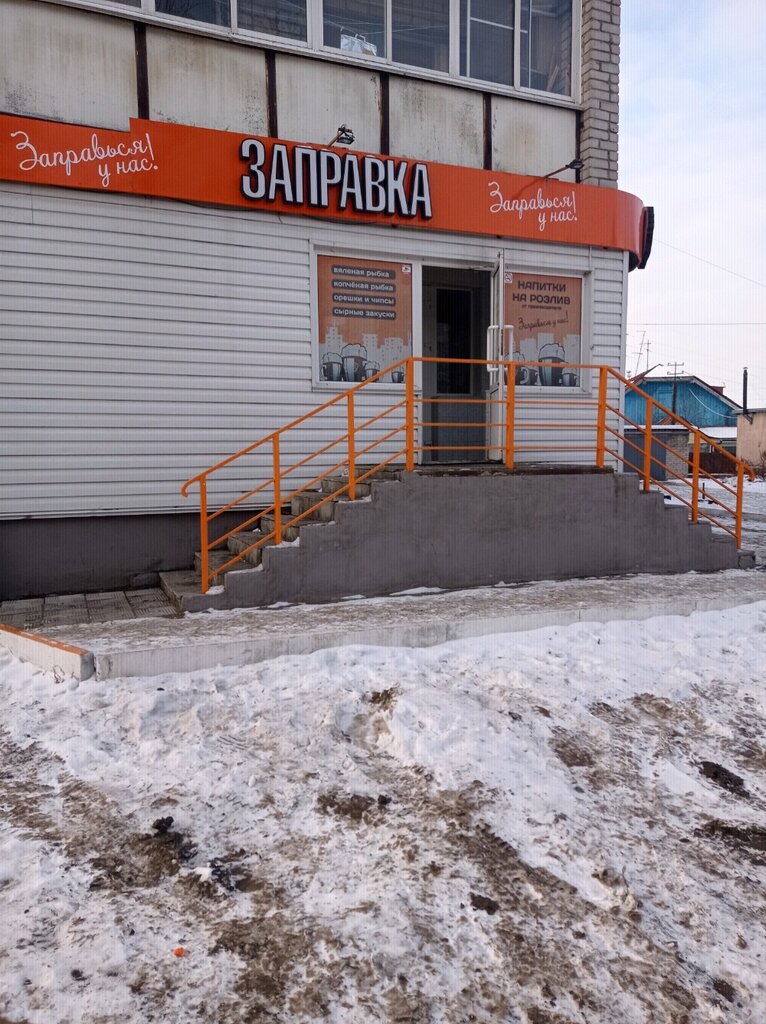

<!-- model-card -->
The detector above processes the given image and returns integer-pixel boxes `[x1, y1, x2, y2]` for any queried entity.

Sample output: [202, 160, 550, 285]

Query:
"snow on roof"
[700, 426, 738, 439]
[623, 423, 689, 431]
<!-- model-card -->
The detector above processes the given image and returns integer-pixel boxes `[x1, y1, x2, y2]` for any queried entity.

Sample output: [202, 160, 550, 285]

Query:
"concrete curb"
[0, 624, 95, 680]
[88, 591, 766, 680]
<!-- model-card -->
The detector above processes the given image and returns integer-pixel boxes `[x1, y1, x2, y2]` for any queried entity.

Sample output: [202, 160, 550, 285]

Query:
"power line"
[657, 240, 766, 290]
[686, 387, 737, 419]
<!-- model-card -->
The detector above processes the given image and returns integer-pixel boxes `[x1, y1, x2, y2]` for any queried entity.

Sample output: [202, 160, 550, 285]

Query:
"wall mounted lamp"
[327, 124, 355, 147]
[542, 158, 584, 180]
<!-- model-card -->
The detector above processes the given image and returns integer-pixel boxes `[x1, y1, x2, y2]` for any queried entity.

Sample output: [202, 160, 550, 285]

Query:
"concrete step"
[318, 466, 404, 496]
[194, 549, 243, 585]
[291, 490, 337, 522]
[159, 570, 227, 615]
[738, 550, 757, 569]
[259, 513, 303, 542]
[320, 476, 376, 497]
[227, 530, 267, 566]
[662, 503, 692, 525]
[688, 520, 713, 539]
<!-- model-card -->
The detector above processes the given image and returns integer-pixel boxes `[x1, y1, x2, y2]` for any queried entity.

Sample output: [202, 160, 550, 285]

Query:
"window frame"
[233, 0, 310, 45]
[310, 245, 423, 393]
[462, 0, 516, 86]
[48, 0, 581, 103]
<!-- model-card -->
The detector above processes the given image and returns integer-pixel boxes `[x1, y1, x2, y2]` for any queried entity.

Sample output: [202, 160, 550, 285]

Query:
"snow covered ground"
[1, 602, 765, 1023]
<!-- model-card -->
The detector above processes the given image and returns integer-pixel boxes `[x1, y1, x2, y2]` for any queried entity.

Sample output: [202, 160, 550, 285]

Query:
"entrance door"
[422, 268, 490, 462]
[486, 254, 514, 461]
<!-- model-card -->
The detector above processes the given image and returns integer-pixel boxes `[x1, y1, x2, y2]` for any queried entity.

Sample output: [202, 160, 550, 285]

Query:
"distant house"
[626, 374, 740, 430]
[623, 374, 741, 478]
[737, 410, 766, 470]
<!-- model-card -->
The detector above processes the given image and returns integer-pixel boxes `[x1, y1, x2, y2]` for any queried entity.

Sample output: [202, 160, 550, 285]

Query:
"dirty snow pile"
[1, 603, 765, 1023]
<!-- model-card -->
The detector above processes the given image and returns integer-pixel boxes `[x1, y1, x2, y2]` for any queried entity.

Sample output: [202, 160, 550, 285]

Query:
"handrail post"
[504, 362, 515, 469]
[347, 391, 356, 500]
[272, 435, 282, 544]
[405, 358, 415, 471]
[736, 462, 744, 548]
[643, 398, 653, 493]
[691, 431, 701, 523]
[199, 476, 209, 594]
[596, 366, 608, 469]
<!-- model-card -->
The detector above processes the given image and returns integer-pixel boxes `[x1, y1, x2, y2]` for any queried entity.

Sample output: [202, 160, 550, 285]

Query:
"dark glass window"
[460, 0, 514, 86]
[392, 0, 450, 72]
[324, 0, 386, 57]
[520, 0, 572, 95]
[155, 0, 230, 28]
[460, 0, 572, 93]
[238, 0, 307, 40]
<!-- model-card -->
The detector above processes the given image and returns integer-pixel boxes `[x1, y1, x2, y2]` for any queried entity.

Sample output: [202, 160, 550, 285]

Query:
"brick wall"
[580, 0, 620, 188]
[664, 429, 691, 480]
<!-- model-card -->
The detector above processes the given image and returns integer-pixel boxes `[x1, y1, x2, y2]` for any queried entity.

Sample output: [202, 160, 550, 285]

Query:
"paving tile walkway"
[0, 588, 177, 630]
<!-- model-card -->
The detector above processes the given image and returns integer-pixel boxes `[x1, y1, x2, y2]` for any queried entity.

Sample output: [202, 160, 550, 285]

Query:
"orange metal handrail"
[602, 374, 752, 538]
[181, 357, 755, 592]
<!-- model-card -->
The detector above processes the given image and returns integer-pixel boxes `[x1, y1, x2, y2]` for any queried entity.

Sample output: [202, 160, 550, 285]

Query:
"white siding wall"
[0, 181, 626, 519]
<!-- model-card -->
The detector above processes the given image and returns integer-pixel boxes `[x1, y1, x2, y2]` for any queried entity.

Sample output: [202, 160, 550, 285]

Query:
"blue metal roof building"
[625, 375, 740, 428]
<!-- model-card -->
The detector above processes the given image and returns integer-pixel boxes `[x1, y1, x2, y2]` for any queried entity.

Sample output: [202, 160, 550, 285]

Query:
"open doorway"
[421, 266, 491, 462]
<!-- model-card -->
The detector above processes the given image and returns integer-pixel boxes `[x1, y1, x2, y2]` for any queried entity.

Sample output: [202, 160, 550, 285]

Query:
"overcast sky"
[619, 0, 766, 408]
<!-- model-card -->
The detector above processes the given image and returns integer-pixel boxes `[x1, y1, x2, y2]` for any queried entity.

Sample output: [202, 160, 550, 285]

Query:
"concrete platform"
[160, 471, 753, 614]
[6, 569, 766, 681]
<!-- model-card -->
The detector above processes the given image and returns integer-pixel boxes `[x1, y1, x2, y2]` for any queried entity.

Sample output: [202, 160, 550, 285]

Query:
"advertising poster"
[317, 256, 413, 384]
[504, 273, 582, 387]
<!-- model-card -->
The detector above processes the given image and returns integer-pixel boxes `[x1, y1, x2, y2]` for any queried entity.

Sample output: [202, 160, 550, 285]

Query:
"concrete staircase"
[160, 466, 756, 614]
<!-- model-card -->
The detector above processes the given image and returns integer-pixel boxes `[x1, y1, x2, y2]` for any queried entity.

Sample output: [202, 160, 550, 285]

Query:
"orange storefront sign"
[0, 114, 648, 260]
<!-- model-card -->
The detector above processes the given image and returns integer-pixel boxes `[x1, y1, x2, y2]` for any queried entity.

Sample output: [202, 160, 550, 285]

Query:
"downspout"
[743, 367, 753, 424]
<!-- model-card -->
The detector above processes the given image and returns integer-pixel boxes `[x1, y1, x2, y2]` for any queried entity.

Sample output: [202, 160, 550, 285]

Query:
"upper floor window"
[461, 0, 514, 87]
[323, 0, 450, 72]
[155, 0, 307, 36]
[323, 0, 386, 56]
[520, 0, 572, 95]
[238, 0, 307, 40]
[95, 0, 576, 97]
[155, 0, 230, 28]
[392, 0, 450, 72]
[460, 0, 571, 94]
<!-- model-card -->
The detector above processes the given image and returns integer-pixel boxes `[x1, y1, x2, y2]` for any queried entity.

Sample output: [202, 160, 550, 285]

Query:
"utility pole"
[667, 361, 685, 415]
[632, 330, 646, 377]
